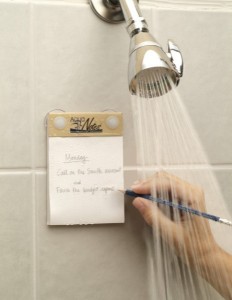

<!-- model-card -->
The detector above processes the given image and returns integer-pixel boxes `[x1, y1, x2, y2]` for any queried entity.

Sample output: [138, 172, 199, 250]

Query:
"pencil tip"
[118, 189, 125, 193]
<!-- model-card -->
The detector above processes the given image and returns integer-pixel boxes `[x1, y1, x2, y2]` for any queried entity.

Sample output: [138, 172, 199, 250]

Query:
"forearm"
[197, 247, 232, 300]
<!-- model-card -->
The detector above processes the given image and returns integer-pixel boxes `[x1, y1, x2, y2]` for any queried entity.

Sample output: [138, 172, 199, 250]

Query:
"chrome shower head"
[90, 0, 183, 98]
[129, 31, 183, 98]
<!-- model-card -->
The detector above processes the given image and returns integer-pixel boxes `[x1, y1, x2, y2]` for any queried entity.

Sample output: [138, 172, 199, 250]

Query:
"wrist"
[196, 244, 222, 272]
[196, 245, 232, 299]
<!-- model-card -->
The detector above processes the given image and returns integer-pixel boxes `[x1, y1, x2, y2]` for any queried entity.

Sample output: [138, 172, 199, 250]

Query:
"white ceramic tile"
[0, 2, 31, 168]
[0, 173, 33, 300]
[36, 171, 149, 300]
[32, 3, 152, 168]
[151, 9, 232, 164]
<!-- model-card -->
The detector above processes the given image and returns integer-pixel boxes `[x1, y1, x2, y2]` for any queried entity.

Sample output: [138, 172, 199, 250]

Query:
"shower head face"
[132, 68, 175, 98]
[129, 32, 182, 98]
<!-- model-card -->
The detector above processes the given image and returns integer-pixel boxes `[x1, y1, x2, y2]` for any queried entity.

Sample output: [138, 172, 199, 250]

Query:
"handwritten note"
[47, 136, 124, 225]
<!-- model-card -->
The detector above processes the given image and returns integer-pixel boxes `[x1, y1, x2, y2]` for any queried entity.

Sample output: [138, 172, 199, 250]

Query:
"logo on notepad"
[70, 117, 103, 133]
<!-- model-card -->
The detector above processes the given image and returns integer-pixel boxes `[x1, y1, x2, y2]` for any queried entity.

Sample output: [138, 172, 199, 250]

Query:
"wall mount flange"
[89, 0, 125, 24]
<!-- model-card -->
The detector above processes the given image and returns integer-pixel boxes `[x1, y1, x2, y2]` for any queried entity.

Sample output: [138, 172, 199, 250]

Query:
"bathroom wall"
[0, 0, 231, 299]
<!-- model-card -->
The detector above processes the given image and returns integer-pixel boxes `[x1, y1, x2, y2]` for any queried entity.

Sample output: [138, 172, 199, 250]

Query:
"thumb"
[132, 197, 154, 226]
[133, 197, 180, 246]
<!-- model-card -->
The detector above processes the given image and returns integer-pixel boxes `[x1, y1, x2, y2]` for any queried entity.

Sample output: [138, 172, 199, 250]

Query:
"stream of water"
[131, 71, 232, 299]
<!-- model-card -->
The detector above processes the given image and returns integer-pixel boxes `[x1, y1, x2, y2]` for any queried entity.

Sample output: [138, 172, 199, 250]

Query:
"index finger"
[132, 171, 204, 207]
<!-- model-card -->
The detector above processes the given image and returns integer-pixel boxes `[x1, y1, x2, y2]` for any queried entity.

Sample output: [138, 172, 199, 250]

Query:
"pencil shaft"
[125, 190, 221, 223]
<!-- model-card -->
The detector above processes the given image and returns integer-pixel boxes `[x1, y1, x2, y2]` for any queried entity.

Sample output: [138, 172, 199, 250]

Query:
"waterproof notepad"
[47, 112, 124, 225]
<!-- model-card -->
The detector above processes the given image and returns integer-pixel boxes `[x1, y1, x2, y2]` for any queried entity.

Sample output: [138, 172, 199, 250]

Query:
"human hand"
[131, 171, 219, 268]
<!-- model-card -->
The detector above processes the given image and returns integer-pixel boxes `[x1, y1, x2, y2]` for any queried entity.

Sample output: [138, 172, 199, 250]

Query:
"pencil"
[119, 189, 232, 227]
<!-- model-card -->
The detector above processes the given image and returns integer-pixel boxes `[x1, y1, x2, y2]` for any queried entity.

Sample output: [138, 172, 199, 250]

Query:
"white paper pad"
[47, 136, 124, 225]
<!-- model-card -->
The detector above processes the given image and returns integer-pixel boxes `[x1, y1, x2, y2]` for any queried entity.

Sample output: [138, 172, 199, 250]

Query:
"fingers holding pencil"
[129, 172, 218, 266]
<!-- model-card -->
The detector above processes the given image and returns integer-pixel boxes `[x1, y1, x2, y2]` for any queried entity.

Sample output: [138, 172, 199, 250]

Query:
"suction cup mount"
[89, 0, 124, 23]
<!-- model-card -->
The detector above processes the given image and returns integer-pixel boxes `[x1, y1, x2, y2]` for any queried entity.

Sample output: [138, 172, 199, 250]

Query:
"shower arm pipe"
[117, 0, 149, 36]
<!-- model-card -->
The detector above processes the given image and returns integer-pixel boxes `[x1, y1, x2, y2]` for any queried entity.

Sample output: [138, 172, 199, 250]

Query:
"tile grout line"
[5, 0, 231, 11]
[1, 0, 230, 11]
[124, 165, 232, 171]
[29, 2, 38, 300]
[1, 164, 232, 174]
